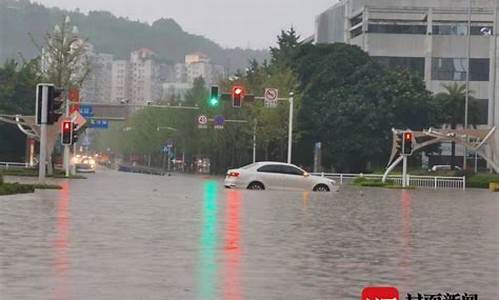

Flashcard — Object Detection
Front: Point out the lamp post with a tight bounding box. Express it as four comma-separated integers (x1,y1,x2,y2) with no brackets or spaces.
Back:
463,0,471,170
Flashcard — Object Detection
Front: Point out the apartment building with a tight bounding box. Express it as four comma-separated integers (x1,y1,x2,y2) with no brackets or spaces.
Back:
80,45,113,103
111,60,129,103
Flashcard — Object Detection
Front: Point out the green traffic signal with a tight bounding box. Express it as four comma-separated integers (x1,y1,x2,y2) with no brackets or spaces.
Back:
209,86,219,107
209,97,219,107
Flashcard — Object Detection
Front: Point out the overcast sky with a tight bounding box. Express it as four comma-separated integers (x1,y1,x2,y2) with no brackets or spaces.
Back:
35,0,335,49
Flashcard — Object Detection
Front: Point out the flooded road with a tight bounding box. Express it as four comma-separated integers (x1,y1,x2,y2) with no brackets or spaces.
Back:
1,169,497,299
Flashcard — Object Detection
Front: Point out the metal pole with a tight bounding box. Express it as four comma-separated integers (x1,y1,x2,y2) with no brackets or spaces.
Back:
252,118,257,163
287,95,294,164
64,96,70,177
463,0,472,169
402,155,408,188
39,86,48,182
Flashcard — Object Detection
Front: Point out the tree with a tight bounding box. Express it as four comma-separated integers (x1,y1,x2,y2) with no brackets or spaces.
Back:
294,43,436,172
433,83,480,168
269,27,301,71
32,16,91,89
0,59,40,161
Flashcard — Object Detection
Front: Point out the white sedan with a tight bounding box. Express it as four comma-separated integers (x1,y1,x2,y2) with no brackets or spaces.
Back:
224,162,335,192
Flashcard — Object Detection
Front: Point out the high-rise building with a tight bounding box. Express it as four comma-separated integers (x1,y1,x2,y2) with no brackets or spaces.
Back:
315,0,498,167
80,45,113,103
128,48,161,104
315,0,497,128
111,60,130,103
184,52,225,86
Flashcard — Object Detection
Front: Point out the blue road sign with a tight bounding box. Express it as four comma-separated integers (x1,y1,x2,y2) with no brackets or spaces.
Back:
88,119,109,129
80,105,93,117
214,115,225,126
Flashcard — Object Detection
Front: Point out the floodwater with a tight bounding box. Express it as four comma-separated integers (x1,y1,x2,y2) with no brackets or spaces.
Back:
1,169,498,299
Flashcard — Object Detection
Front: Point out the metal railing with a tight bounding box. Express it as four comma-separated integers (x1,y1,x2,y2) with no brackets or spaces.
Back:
0,162,30,169
312,172,466,190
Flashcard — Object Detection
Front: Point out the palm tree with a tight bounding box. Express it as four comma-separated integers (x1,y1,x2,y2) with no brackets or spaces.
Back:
434,83,480,168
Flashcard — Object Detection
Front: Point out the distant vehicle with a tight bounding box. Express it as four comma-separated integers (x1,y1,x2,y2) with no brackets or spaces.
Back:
76,156,96,173
429,165,462,172
224,161,336,192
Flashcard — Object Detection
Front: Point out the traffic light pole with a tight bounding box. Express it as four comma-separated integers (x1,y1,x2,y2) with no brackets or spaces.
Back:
253,119,257,163
38,86,48,182
402,155,408,188
287,95,294,164
64,97,70,177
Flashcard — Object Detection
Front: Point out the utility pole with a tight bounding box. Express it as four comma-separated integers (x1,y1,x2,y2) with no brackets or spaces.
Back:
402,155,408,188
64,93,70,177
287,93,294,164
252,119,257,163
463,0,472,169
38,85,49,182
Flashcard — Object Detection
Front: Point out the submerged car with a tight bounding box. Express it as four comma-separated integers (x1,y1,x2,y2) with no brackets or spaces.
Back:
224,161,335,192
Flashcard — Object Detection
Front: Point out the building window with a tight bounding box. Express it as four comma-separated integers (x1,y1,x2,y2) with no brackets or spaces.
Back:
350,14,362,27
373,56,425,76
432,58,489,81
470,58,489,81
432,23,494,36
432,23,467,35
368,24,427,34
350,26,363,38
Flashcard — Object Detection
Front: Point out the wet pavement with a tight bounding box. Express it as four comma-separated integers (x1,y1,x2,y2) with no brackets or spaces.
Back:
0,169,498,299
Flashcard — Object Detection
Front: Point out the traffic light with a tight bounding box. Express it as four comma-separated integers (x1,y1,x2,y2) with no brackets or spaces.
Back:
48,86,64,125
209,86,219,107
402,130,414,155
72,123,79,144
232,86,243,108
61,120,73,145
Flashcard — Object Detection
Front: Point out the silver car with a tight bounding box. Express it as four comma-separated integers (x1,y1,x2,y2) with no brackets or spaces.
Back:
224,162,335,192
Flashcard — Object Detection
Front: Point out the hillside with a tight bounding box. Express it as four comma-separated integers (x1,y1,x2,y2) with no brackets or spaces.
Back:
0,0,268,71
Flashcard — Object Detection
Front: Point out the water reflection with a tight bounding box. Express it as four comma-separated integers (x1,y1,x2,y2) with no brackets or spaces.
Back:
398,190,413,290
53,181,71,300
223,190,242,300
198,180,219,300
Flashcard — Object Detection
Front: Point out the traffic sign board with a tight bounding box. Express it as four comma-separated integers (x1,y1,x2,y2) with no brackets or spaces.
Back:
198,114,208,129
214,115,225,129
88,119,109,129
80,105,93,117
264,88,278,108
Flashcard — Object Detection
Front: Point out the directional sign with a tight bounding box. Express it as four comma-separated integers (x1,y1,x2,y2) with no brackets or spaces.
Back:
88,119,109,129
80,105,93,117
198,114,208,129
214,115,225,129
264,88,278,108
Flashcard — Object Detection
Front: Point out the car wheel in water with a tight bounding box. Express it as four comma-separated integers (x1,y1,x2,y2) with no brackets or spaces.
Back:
247,182,264,190
313,184,330,192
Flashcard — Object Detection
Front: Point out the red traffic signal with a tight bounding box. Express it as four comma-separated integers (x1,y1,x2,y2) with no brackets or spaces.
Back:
61,120,73,145
232,86,244,108
402,130,413,155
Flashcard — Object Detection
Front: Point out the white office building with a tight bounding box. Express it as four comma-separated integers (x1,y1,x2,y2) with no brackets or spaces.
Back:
315,0,498,167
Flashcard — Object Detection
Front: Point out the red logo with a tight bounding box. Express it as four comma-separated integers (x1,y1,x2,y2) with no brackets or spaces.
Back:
362,287,399,300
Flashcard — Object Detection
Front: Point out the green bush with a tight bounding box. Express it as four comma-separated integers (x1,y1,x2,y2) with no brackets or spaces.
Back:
0,183,35,195
466,175,499,188
0,174,3,185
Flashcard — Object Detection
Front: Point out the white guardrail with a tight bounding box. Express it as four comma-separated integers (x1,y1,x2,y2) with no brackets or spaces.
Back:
0,162,30,169
311,172,466,190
